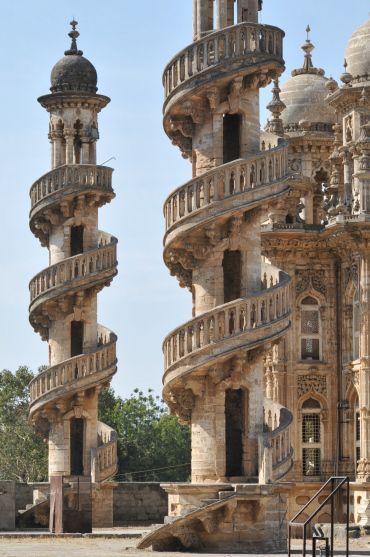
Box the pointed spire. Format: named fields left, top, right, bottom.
left=64, top=19, right=83, bottom=56
left=291, top=26, right=325, bottom=77
left=266, top=79, right=286, bottom=136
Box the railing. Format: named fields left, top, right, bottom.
left=288, top=476, right=350, bottom=557
left=163, top=278, right=291, bottom=372
left=164, top=144, right=289, bottom=232
left=29, top=237, right=117, bottom=303
left=163, top=22, right=284, bottom=101
left=30, top=164, right=113, bottom=209
left=91, top=422, right=118, bottom=482
left=29, top=327, right=117, bottom=406
left=259, top=398, right=293, bottom=484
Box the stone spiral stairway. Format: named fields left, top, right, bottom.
left=28, top=163, right=118, bottom=483
left=139, top=5, right=295, bottom=552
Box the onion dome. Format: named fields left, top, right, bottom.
left=279, top=27, right=336, bottom=132
left=345, top=17, right=370, bottom=85
left=50, top=20, right=98, bottom=94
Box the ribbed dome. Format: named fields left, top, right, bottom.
left=280, top=72, right=336, bottom=127
left=345, top=18, right=370, bottom=84
left=50, top=20, right=98, bottom=95
left=278, top=33, right=336, bottom=129
left=51, top=55, right=97, bottom=94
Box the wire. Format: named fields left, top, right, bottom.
left=114, top=462, right=191, bottom=478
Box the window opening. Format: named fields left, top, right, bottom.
left=223, top=114, right=241, bottom=163
left=71, top=321, right=84, bottom=357
left=301, top=296, right=321, bottom=361
left=70, top=417, right=84, bottom=475
left=301, top=399, right=322, bottom=478
left=223, top=250, right=241, bottom=303
left=71, top=225, right=84, bottom=256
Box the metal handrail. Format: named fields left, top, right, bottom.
left=288, top=476, right=349, bottom=557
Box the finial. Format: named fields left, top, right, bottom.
left=291, top=26, right=325, bottom=77
left=64, top=19, right=83, bottom=56
left=340, top=59, right=353, bottom=86
left=266, top=79, right=286, bottom=137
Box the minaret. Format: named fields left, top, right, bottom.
left=28, top=22, right=118, bottom=488
left=141, top=1, right=295, bottom=552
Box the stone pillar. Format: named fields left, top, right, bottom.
left=216, top=0, right=228, bottom=29
left=64, top=129, right=75, bottom=165
left=342, top=149, right=353, bottom=210
left=81, top=136, right=91, bottom=164
left=193, top=0, right=198, bottom=40
left=197, top=0, right=209, bottom=38
left=237, top=0, right=258, bottom=23
left=241, top=215, right=262, bottom=295
left=191, top=379, right=218, bottom=481
left=358, top=255, right=370, bottom=482
left=193, top=253, right=223, bottom=316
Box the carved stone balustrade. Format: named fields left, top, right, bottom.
left=164, top=144, right=289, bottom=234
left=163, top=277, right=291, bottom=385
left=29, top=326, right=117, bottom=416
left=163, top=22, right=285, bottom=109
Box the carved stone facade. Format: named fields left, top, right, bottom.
left=138, top=4, right=370, bottom=551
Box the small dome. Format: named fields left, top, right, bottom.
left=50, top=20, right=98, bottom=94
left=51, top=55, right=97, bottom=94
left=280, top=73, right=336, bottom=128
left=278, top=32, right=336, bottom=131
left=345, top=18, right=370, bottom=84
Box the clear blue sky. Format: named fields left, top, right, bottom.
left=0, top=0, right=367, bottom=398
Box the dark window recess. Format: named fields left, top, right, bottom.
left=301, top=338, right=320, bottom=360
left=70, top=418, right=84, bottom=475
left=223, top=250, right=241, bottom=303
left=225, top=389, right=244, bottom=477
left=223, top=114, right=241, bottom=163
left=71, top=321, right=84, bottom=357
left=70, top=226, right=84, bottom=256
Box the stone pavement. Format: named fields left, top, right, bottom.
left=0, top=530, right=369, bottom=557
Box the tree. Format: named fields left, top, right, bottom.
left=99, top=388, right=191, bottom=481
left=0, top=366, right=48, bottom=482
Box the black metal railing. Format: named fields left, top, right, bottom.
left=288, top=476, right=349, bottom=557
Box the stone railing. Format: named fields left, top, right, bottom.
left=259, top=398, right=293, bottom=484
left=91, top=421, right=118, bottom=483
left=30, top=164, right=113, bottom=209
left=163, top=22, right=284, bottom=101
left=164, top=144, right=289, bottom=233
left=29, top=326, right=117, bottom=407
left=163, top=277, right=291, bottom=373
left=29, top=237, right=117, bottom=304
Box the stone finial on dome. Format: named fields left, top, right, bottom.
left=65, top=19, right=83, bottom=56
left=291, top=26, right=325, bottom=78
left=340, top=59, right=353, bottom=86
left=266, top=79, right=286, bottom=136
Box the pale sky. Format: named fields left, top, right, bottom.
left=0, top=0, right=367, bottom=398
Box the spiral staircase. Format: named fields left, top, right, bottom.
left=139, top=1, right=295, bottom=552
left=28, top=22, right=118, bottom=503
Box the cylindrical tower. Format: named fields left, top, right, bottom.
left=139, top=1, right=296, bottom=552
left=28, top=22, right=118, bottom=486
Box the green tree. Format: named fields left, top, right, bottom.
left=99, top=388, right=191, bottom=481
left=0, top=366, right=48, bottom=482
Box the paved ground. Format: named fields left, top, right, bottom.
left=0, top=530, right=369, bottom=557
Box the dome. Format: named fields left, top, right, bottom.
left=51, top=55, right=97, bottom=94
left=50, top=20, right=98, bottom=94
left=345, top=18, right=370, bottom=84
left=278, top=34, right=336, bottom=130
left=280, top=72, right=336, bottom=128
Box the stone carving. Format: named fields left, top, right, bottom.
left=296, top=269, right=327, bottom=296
left=297, top=374, right=327, bottom=398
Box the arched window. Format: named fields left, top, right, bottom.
left=353, top=289, right=360, bottom=360
left=300, top=296, right=321, bottom=361
left=302, top=398, right=322, bottom=478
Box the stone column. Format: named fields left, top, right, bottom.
left=342, top=149, right=354, bottom=210
left=358, top=254, right=370, bottom=482
left=64, top=129, right=76, bottom=165
left=216, top=0, right=228, bottom=29
left=193, top=252, right=223, bottom=316
left=191, top=379, right=218, bottom=482
left=81, top=136, right=91, bottom=164
left=241, top=215, right=262, bottom=296
left=237, top=0, right=258, bottom=23
left=197, top=0, right=209, bottom=38
left=193, top=0, right=198, bottom=40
